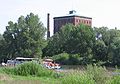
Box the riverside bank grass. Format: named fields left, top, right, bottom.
left=60, top=65, right=120, bottom=84
left=3, top=62, right=56, bottom=78
left=1, top=63, right=120, bottom=84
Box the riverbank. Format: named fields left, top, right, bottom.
left=1, top=63, right=120, bottom=84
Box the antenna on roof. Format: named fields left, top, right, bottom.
left=70, top=0, right=77, bottom=14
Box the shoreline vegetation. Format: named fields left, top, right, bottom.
left=0, top=62, right=120, bottom=84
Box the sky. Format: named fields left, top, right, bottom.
left=0, top=0, right=120, bottom=36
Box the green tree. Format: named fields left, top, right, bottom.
left=93, top=40, right=108, bottom=63
left=43, top=24, right=95, bottom=65
left=3, top=13, right=46, bottom=59
left=94, top=27, right=120, bottom=66
left=94, top=27, right=110, bottom=46
left=0, top=34, right=3, bottom=40
left=0, top=34, right=8, bottom=62
left=109, top=37, right=120, bottom=65
left=43, top=24, right=74, bottom=56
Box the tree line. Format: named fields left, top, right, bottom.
left=0, top=13, right=120, bottom=66
left=43, top=24, right=120, bottom=66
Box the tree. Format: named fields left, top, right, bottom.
left=94, top=27, right=110, bottom=46
left=43, top=24, right=95, bottom=60
left=64, top=24, right=95, bottom=55
left=3, top=13, right=46, bottom=59
left=94, top=27, right=120, bottom=66
left=0, top=34, right=8, bottom=62
left=108, top=37, right=120, bottom=65
left=43, top=24, right=74, bottom=56
left=93, top=40, right=108, bottom=62
left=0, top=34, right=3, bottom=40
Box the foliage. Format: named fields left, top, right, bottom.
left=61, top=65, right=111, bottom=84
left=93, top=40, right=108, bottom=62
left=52, top=53, right=81, bottom=65
left=42, top=24, right=75, bottom=56
left=86, top=64, right=110, bottom=84
left=0, top=34, right=7, bottom=63
left=1, top=13, right=120, bottom=66
left=43, top=24, right=95, bottom=64
left=3, top=62, right=55, bottom=78
left=109, top=37, right=120, bottom=65
left=52, top=53, right=69, bottom=64
left=2, top=64, right=120, bottom=84
left=3, top=13, right=46, bottom=59
left=61, top=71, right=94, bottom=84
left=60, top=64, right=120, bottom=84
left=110, top=76, right=120, bottom=84
left=94, top=27, right=120, bottom=66
left=0, top=34, right=3, bottom=40
left=43, top=25, right=120, bottom=66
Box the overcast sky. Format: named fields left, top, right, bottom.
left=0, top=0, right=120, bottom=35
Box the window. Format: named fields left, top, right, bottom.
left=76, top=19, right=78, bottom=22
left=84, top=20, right=86, bottom=24
left=89, top=21, right=91, bottom=24
left=87, top=21, right=89, bottom=24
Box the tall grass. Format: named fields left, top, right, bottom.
left=86, top=64, right=110, bottom=84
left=61, top=71, right=94, bottom=84
left=3, top=62, right=55, bottom=78
left=61, top=65, right=111, bottom=84
left=2, top=63, right=120, bottom=84
left=110, top=68, right=120, bottom=84
left=110, top=76, right=120, bottom=84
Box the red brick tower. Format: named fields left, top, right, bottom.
left=53, top=10, right=92, bottom=34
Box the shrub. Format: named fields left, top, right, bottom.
left=52, top=53, right=81, bottom=65
left=52, top=53, right=69, bottom=64
left=68, top=54, right=80, bottom=65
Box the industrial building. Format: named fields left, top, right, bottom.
left=53, top=10, right=92, bottom=34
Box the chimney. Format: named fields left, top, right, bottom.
left=47, top=13, right=50, bottom=39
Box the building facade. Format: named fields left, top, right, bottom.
left=53, top=10, right=92, bottom=34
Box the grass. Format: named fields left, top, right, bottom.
left=1, top=63, right=120, bottom=84
left=60, top=70, right=94, bottom=84
left=0, top=75, right=58, bottom=84
left=2, top=61, right=56, bottom=78
left=0, top=62, right=59, bottom=84
left=60, top=65, right=120, bottom=84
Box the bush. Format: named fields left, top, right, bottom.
left=3, top=62, right=55, bottom=77
left=68, top=54, right=80, bottom=65
left=52, top=53, right=81, bottom=65
left=52, top=53, right=69, bottom=64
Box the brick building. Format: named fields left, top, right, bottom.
left=53, top=10, right=92, bottom=34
